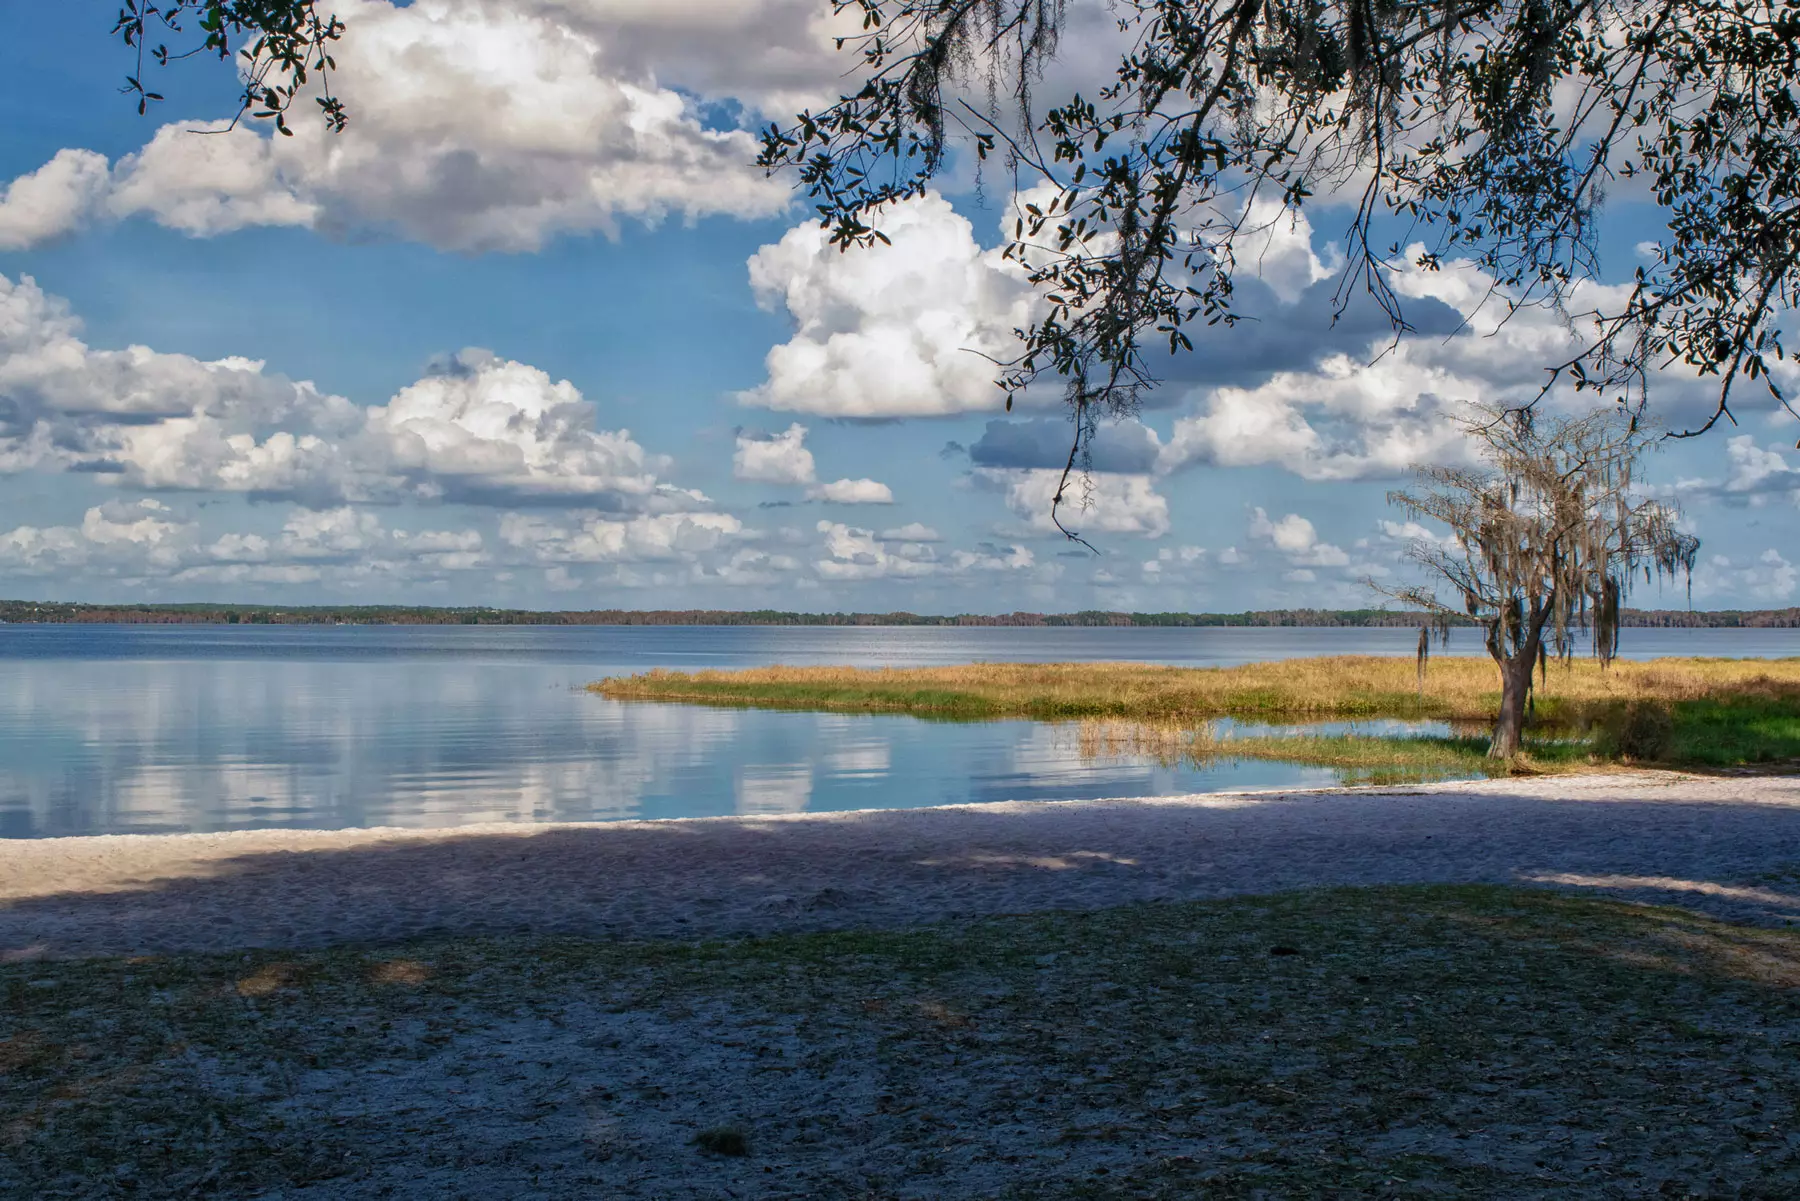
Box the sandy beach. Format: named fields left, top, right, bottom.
left=6, top=770, right=1800, bottom=960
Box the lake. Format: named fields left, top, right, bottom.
left=2, top=624, right=1794, bottom=838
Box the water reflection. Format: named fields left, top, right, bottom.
left=736, top=765, right=814, bottom=816
left=2, top=623, right=1792, bottom=838
left=0, top=656, right=1385, bottom=836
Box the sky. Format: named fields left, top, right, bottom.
left=0, top=1, right=1793, bottom=614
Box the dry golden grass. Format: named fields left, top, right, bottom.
left=592, top=655, right=1800, bottom=724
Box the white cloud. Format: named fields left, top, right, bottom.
left=1710, top=435, right=1800, bottom=505
left=1249, top=507, right=1350, bottom=567
left=1157, top=350, right=1478, bottom=481
left=366, top=350, right=665, bottom=503
left=739, top=191, right=1037, bottom=417
left=1157, top=243, right=1733, bottom=482
left=948, top=543, right=1036, bottom=572
left=0, top=276, right=699, bottom=510
left=0, top=500, right=490, bottom=586
left=499, top=509, right=746, bottom=563
left=814, top=520, right=935, bottom=579
left=982, top=468, right=1171, bottom=538
left=808, top=477, right=893, bottom=504
left=810, top=519, right=1032, bottom=580
left=0, top=149, right=111, bottom=250
left=1693, top=550, right=1798, bottom=603
left=733, top=423, right=816, bottom=484
left=6, top=0, right=796, bottom=253
left=108, top=123, right=320, bottom=236
left=96, top=348, right=671, bottom=506
left=713, top=546, right=804, bottom=587
left=880, top=522, right=940, bottom=542
left=1234, top=197, right=1337, bottom=304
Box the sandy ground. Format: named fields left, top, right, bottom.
left=6, top=770, right=1800, bottom=960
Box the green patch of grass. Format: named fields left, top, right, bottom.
left=1217, top=733, right=1558, bottom=782
left=1665, top=697, right=1800, bottom=767
left=10, top=885, right=1800, bottom=1195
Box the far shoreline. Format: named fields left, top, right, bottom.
left=1, top=601, right=1797, bottom=628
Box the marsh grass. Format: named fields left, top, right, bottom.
left=1064, top=719, right=1592, bottom=783
left=10, top=885, right=1800, bottom=1196
left=594, top=657, right=1800, bottom=771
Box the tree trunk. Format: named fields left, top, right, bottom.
left=1488, top=656, right=1532, bottom=758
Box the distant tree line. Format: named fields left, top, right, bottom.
left=0, top=602, right=1793, bottom=628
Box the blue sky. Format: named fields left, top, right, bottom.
left=0, top=1, right=1793, bottom=613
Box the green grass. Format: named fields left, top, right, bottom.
left=1208, top=733, right=1591, bottom=782
left=9, top=885, right=1800, bottom=1196
left=593, top=658, right=1800, bottom=777
left=1664, top=697, right=1800, bottom=766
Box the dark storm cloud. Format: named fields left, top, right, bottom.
left=1138, top=275, right=1466, bottom=405
left=967, top=418, right=1161, bottom=473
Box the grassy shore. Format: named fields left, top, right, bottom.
left=7, top=884, right=1800, bottom=1197
left=593, top=656, right=1800, bottom=772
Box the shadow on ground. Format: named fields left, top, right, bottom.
left=6, top=774, right=1800, bottom=959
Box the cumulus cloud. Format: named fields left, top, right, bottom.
left=948, top=543, right=1036, bottom=572
left=814, top=520, right=935, bottom=579
left=1139, top=544, right=1207, bottom=579
left=808, top=477, right=893, bottom=504
left=0, top=149, right=111, bottom=250
left=1157, top=349, right=1480, bottom=481
left=1700, top=436, right=1800, bottom=505
left=0, top=500, right=489, bottom=586
left=0, top=276, right=704, bottom=510
left=812, top=520, right=1032, bottom=580
left=739, top=191, right=1037, bottom=417
left=364, top=350, right=667, bottom=504
left=84, top=347, right=669, bottom=506
left=980, top=468, right=1171, bottom=538
left=733, top=423, right=817, bottom=484
left=1232, top=197, right=1338, bottom=304
left=1155, top=238, right=1738, bottom=482
left=3, top=0, right=796, bottom=253
left=498, top=509, right=746, bottom=563
left=1249, top=507, right=1350, bottom=567
left=733, top=424, right=892, bottom=502
left=1693, top=549, right=1798, bottom=603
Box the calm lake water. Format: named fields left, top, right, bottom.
left=2, top=624, right=1794, bottom=838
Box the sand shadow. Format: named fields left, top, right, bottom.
left=6, top=779, right=1800, bottom=959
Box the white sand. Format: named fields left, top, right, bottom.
left=5, top=770, right=1800, bottom=960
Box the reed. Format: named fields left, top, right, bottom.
left=593, top=655, right=1800, bottom=723
left=592, top=656, right=1800, bottom=769
left=1065, top=719, right=1594, bottom=781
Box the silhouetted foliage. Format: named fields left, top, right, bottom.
left=755, top=0, right=1800, bottom=538
left=114, top=1, right=343, bottom=133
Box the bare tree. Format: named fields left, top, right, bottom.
left=1381, top=406, right=1700, bottom=759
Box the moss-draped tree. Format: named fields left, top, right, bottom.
left=1381, top=406, right=1700, bottom=758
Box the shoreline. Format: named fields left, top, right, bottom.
left=7, top=770, right=1800, bottom=961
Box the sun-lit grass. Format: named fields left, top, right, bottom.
left=1068, top=718, right=1593, bottom=782
left=10, top=885, right=1800, bottom=1195
left=593, top=655, right=1800, bottom=721
left=593, top=656, right=1800, bottom=770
